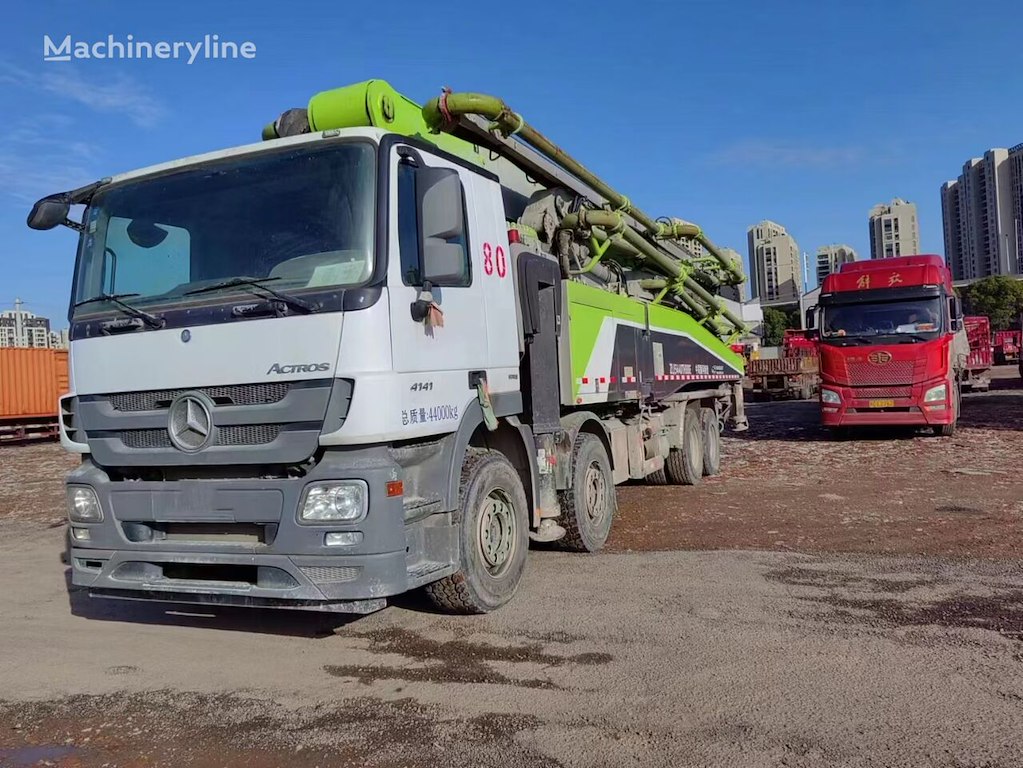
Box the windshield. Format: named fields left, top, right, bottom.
left=821, top=297, right=944, bottom=340
left=72, top=142, right=375, bottom=317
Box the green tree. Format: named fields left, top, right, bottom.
left=959, top=276, right=1023, bottom=331
left=762, top=307, right=790, bottom=346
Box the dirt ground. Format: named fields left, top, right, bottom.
left=611, top=365, right=1023, bottom=559
left=1, top=367, right=1022, bottom=767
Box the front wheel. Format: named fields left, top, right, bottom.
left=933, top=384, right=961, bottom=437
left=558, top=433, right=615, bottom=552
left=426, top=449, right=529, bottom=614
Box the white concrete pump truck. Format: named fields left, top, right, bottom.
left=28, top=81, right=748, bottom=614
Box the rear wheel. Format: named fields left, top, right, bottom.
left=426, top=449, right=529, bottom=613
left=645, top=467, right=668, bottom=485
left=665, top=405, right=704, bottom=485
left=558, top=433, right=615, bottom=552
left=700, top=407, right=722, bottom=476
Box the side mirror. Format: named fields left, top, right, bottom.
left=27, top=196, right=70, bottom=231
left=416, top=167, right=468, bottom=285
left=949, top=296, right=962, bottom=331
left=804, top=304, right=817, bottom=330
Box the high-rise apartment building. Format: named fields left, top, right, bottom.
left=815, top=244, right=858, bottom=285
left=0, top=299, right=67, bottom=349
left=942, top=147, right=1023, bottom=280
left=868, top=199, right=920, bottom=260
left=717, top=247, right=748, bottom=303
left=746, top=221, right=803, bottom=306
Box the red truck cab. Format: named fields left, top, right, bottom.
left=810, top=255, right=968, bottom=436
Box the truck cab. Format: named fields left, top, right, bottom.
left=811, top=255, right=967, bottom=436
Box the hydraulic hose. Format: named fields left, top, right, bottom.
left=559, top=211, right=747, bottom=335
left=422, top=92, right=745, bottom=286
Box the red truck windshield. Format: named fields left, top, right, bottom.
left=822, top=297, right=943, bottom=341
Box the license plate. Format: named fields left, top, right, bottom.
left=868, top=399, right=896, bottom=408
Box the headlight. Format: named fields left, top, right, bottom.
left=924, top=384, right=947, bottom=403
left=299, top=481, right=367, bottom=522
left=68, top=487, right=103, bottom=523
left=820, top=389, right=841, bottom=404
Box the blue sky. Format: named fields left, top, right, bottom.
left=3, top=0, right=1021, bottom=326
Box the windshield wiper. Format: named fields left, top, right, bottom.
left=184, top=276, right=315, bottom=314
left=73, top=293, right=164, bottom=329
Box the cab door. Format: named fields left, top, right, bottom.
left=387, top=144, right=488, bottom=375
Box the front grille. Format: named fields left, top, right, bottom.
left=120, top=430, right=173, bottom=449
left=109, top=383, right=291, bottom=412
left=121, top=522, right=271, bottom=545
left=846, top=361, right=914, bottom=386
left=119, top=424, right=281, bottom=450
left=217, top=424, right=282, bottom=446
left=853, top=386, right=912, bottom=399
left=300, top=565, right=361, bottom=585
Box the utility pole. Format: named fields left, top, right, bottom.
left=13, top=297, right=24, bottom=347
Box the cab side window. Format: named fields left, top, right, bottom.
left=397, top=163, right=422, bottom=285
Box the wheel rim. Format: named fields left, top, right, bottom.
left=583, top=461, right=609, bottom=526
left=477, top=488, right=516, bottom=576
left=688, top=423, right=701, bottom=460
left=706, top=421, right=720, bottom=464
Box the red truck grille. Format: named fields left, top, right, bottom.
left=845, top=361, right=914, bottom=386
left=854, top=386, right=912, bottom=399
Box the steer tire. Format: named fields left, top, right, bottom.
left=933, top=385, right=961, bottom=437
left=558, top=433, right=616, bottom=553
left=425, top=449, right=529, bottom=614
left=665, top=405, right=704, bottom=485
left=700, top=408, right=722, bottom=476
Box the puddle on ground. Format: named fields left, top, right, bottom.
left=0, top=745, right=82, bottom=766
left=766, top=566, right=937, bottom=594
left=768, top=565, right=1023, bottom=639
left=325, top=627, right=611, bottom=688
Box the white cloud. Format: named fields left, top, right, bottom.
left=0, top=114, right=101, bottom=204
left=0, top=61, right=165, bottom=127
left=37, top=68, right=166, bottom=128
left=708, top=140, right=868, bottom=170
left=0, top=61, right=164, bottom=203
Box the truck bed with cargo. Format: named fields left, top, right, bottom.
left=962, top=316, right=992, bottom=391
left=746, top=330, right=819, bottom=400
left=28, top=80, right=748, bottom=615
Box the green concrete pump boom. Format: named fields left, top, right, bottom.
left=421, top=92, right=744, bottom=288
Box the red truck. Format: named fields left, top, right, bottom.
left=962, top=316, right=992, bottom=391
left=993, top=329, right=1020, bottom=365
left=808, top=255, right=969, bottom=436
left=746, top=331, right=820, bottom=400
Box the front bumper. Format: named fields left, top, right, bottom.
left=66, top=447, right=456, bottom=613
left=819, top=380, right=954, bottom=428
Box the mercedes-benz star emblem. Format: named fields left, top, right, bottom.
left=167, top=393, right=214, bottom=452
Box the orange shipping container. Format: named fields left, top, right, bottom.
left=0, top=348, right=69, bottom=422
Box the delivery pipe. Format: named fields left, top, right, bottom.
left=422, top=92, right=745, bottom=286
left=559, top=210, right=747, bottom=335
